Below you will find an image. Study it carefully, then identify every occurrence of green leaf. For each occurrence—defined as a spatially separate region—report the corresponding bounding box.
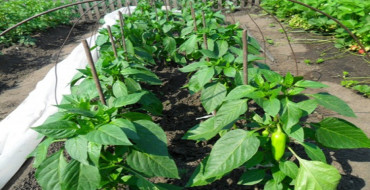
[132,120,169,156]
[264,179,283,190]
[225,85,256,101]
[256,97,280,116]
[238,169,265,185]
[297,99,317,116]
[316,117,370,148]
[199,49,218,59]
[126,150,179,178]
[110,118,139,140]
[121,68,161,85]
[86,124,133,146]
[295,158,341,190]
[179,61,207,73]
[215,99,248,130]
[61,160,100,190]
[35,150,67,190]
[201,82,227,114]
[301,142,327,163]
[244,151,264,169]
[163,36,176,54]
[272,165,286,183]
[216,40,229,57]
[125,77,142,92]
[32,138,54,168]
[139,91,163,115]
[112,80,128,97]
[203,129,260,178]
[188,67,215,93]
[223,67,236,77]
[295,80,328,88]
[179,34,198,54]
[87,142,101,167]
[183,117,219,141]
[283,124,304,142]
[279,161,299,179]
[310,92,356,117]
[65,136,88,164]
[284,72,294,87]
[281,99,303,130]
[113,91,146,107]
[33,121,79,139]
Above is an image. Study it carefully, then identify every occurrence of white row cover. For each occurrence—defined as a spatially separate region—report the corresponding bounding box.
[0,6,137,188]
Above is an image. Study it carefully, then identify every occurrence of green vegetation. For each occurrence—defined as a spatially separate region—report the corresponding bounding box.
[342,71,370,98]
[0,0,77,46]
[29,0,370,189]
[261,0,370,50]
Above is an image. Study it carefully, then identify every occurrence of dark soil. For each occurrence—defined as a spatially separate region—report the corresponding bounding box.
[2,9,370,190]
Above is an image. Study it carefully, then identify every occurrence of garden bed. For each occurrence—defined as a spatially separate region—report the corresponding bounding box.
[1,3,370,190]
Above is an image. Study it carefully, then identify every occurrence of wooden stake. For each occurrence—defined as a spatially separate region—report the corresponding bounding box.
[202,11,209,62]
[190,2,197,32]
[82,40,106,105]
[118,11,128,61]
[154,1,159,21]
[164,0,169,21]
[107,25,118,58]
[126,1,131,16]
[242,29,248,85]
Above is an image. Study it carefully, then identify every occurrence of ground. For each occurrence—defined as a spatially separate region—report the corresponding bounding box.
[1,9,369,190]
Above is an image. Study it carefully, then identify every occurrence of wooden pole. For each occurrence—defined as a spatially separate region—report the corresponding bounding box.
[126,1,131,16]
[118,11,128,61]
[82,40,106,105]
[190,2,197,32]
[164,0,169,21]
[202,11,209,62]
[107,25,118,58]
[242,29,248,85]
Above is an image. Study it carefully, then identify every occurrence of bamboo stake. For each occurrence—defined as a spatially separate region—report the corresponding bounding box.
[82,40,106,105]
[164,0,169,21]
[242,29,248,85]
[190,2,197,32]
[107,25,118,58]
[201,11,209,62]
[118,11,128,61]
[126,1,131,16]
[154,1,159,21]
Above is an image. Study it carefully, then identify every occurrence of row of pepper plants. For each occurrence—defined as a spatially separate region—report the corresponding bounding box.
[30,0,370,189]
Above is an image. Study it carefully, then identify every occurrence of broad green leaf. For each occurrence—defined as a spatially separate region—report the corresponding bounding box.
[32,138,54,168]
[122,112,152,121]
[283,124,304,142]
[281,99,303,130]
[225,85,256,101]
[215,99,248,130]
[121,68,161,85]
[203,129,260,178]
[297,99,317,116]
[65,136,88,164]
[132,120,169,156]
[86,124,132,146]
[188,67,215,94]
[244,151,264,168]
[139,91,163,115]
[125,77,142,92]
[33,121,79,139]
[279,161,299,179]
[183,117,219,141]
[35,150,67,190]
[113,91,146,107]
[163,36,176,54]
[201,82,227,114]
[87,142,101,167]
[260,69,283,83]
[310,92,356,117]
[126,150,179,178]
[294,80,328,88]
[179,61,207,73]
[181,26,194,37]
[179,34,198,54]
[61,160,100,190]
[96,34,108,46]
[162,24,173,33]
[300,142,327,163]
[125,39,135,54]
[110,118,139,140]
[316,117,370,148]
[272,165,286,183]
[112,80,128,97]
[256,97,280,116]
[199,49,218,59]
[223,67,236,77]
[238,169,265,185]
[295,158,341,190]
[72,79,98,99]
[264,179,283,190]
[216,40,228,56]
[284,72,294,87]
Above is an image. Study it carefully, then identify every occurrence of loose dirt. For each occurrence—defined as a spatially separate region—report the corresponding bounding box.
[1,9,369,190]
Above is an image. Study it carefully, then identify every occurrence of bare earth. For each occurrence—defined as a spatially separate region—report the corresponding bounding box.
[1,10,369,189]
